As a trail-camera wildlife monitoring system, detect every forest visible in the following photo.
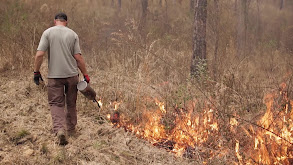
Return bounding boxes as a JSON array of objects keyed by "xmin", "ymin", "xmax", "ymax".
[{"xmin": 0, "ymin": 0, "xmax": 293, "ymax": 164}]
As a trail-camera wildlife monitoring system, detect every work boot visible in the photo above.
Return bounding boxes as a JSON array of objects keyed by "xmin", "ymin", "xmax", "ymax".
[{"xmin": 57, "ymin": 130, "xmax": 68, "ymax": 146}]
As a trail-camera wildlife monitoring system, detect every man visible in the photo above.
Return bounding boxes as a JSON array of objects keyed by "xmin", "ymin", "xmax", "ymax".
[{"xmin": 34, "ymin": 13, "xmax": 90, "ymax": 145}]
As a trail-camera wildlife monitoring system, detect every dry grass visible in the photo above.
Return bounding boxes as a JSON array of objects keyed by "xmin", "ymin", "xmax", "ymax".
[
  {"xmin": 0, "ymin": 0, "xmax": 293, "ymax": 164},
  {"xmin": 0, "ymin": 75, "xmax": 197, "ymax": 164}
]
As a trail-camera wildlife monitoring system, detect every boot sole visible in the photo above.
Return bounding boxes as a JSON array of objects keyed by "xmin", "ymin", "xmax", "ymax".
[{"xmin": 58, "ymin": 134, "xmax": 68, "ymax": 146}]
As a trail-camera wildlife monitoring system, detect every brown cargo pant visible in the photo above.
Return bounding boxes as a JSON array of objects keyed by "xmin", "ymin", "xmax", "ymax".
[{"xmin": 47, "ymin": 76, "xmax": 78, "ymax": 134}]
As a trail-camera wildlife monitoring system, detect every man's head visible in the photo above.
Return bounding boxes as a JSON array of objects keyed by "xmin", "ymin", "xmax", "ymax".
[{"xmin": 54, "ymin": 12, "xmax": 67, "ymax": 26}]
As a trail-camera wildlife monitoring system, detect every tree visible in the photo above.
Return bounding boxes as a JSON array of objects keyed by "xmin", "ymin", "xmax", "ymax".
[
  {"xmin": 190, "ymin": 0, "xmax": 195, "ymax": 13},
  {"xmin": 164, "ymin": 0, "xmax": 169, "ymax": 28},
  {"xmin": 236, "ymin": 0, "xmax": 248, "ymax": 57},
  {"xmin": 256, "ymin": 0, "xmax": 262, "ymax": 47},
  {"xmin": 280, "ymin": 0, "xmax": 284, "ymax": 10},
  {"xmin": 142, "ymin": 0, "xmax": 148, "ymax": 20},
  {"xmin": 213, "ymin": 0, "xmax": 220, "ymax": 79},
  {"xmin": 118, "ymin": 0, "xmax": 122, "ymax": 10},
  {"xmin": 190, "ymin": 0, "xmax": 208, "ymax": 77},
  {"xmin": 140, "ymin": 0, "xmax": 148, "ymax": 39}
]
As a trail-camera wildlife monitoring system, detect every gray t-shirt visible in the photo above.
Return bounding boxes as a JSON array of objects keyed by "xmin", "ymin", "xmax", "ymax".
[{"xmin": 37, "ymin": 25, "xmax": 81, "ymax": 78}]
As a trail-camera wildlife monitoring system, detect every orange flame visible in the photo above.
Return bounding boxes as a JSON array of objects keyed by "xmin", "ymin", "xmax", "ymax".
[
  {"xmin": 97, "ymin": 99, "xmax": 103, "ymax": 108},
  {"xmin": 105, "ymin": 82, "xmax": 293, "ymax": 163},
  {"xmin": 235, "ymin": 140, "xmax": 242, "ymax": 164}
]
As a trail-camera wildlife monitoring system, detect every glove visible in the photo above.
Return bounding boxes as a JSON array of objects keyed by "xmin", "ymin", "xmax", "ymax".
[
  {"xmin": 34, "ymin": 71, "xmax": 43, "ymax": 85},
  {"xmin": 84, "ymin": 74, "xmax": 90, "ymax": 83}
]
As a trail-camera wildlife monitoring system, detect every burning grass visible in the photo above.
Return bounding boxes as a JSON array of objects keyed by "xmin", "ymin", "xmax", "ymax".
[
  {"xmin": 106, "ymin": 81, "xmax": 293, "ymax": 164},
  {"xmin": 0, "ymin": 0, "xmax": 292, "ymax": 164}
]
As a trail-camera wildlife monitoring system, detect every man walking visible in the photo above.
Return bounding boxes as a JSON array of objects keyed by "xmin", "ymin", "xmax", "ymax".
[{"xmin": 34, "ymin": 13, "xmax": 90, "ymax": 145}]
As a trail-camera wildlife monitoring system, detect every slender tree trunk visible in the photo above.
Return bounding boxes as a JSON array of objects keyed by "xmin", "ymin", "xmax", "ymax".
[
  {"xmin": 213, "ymin": 0, "xmax": 219, "ymax": 80},
  {"xmin": 118, "ymin": 0, "xmax": 122, "ymax": 10},
  {"xmin": 141, "ymin": 0, "xmax": 148, "ymax": 26},
  {"xmin": 102, "ymin": 0, "xmax": 106, "ymax": 6},
  {"xmin": 165, "ymin": 0, "xmax": 168, "ymax": 26},
  {"xmin": 256, "ymin": 0, "xmax": 262, "ymax": 48},
  {"xmin": 245, "ymin": 0, "xmax": 250, "ymax": 53},
  {"xmin": 236, "ymin": 0, "xmax": 247, "ymax": 57},
  {"xmin": 190, "ymin": 0, "xmax": 194, "ymax": 13},
  {"xmin": 235, "ymin": 0, "xmax": 238, "ymax": 14},
  {"xmin": 214, "ymin": 0, "xmax": 219, "ymax": 58},
  {"xmin": 280, "ymin": 0, "xmax": 284, "ymax": 10},
  {"xmin": 190, "ymin": 0, "xmax": 208, "ymax": 77},
  {"xmin": 140, "ymin": 0, "xmax": 148, "ymax": 41}
]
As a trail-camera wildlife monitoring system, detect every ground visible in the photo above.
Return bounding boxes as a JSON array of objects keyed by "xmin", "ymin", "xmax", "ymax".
[{"xmin": 0, "ymin": 72, "xmax": 197, "ymax": 165}]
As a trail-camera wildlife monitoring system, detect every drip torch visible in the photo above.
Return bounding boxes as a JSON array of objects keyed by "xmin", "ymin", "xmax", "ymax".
[{"xmin": 77, "ymin": 81, "xmax": 101, "ymax": 108}]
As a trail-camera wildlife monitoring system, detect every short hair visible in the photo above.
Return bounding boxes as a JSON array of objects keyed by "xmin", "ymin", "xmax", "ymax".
[{"xmin": 55, "ymin": 12, "xmax": 67, "ymax": 21}]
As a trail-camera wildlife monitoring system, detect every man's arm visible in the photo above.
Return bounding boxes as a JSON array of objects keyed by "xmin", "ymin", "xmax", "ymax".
[
  {"xmin": 74, "ymin": 53, "xmax": 88, "ymax": 77},
  {"xmin": 34, "ymin": 50, "xmax": 45, "ymax": 72}
]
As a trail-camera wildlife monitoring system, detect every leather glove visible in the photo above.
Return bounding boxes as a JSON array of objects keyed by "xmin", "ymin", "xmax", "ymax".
[
  {"xmin": 34, "ymin": 71, "xmax": 43, "ymax": 85},
  {"xmin": 84, "ymin": 74, "xmax": 90, "ymax": 83}
]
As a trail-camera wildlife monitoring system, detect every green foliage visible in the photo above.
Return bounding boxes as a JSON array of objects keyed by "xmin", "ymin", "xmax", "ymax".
[
  {"xmin": 264, "ymin": 39, "xmax": 278, "ymax": 50},
  {"xmin": 40, "ymin": 143, "xmax": 49, "ymax": 155},
  {"xmin": 195, "ymin": 59, "xmax": 208, "ymax": 78},
  {"xmin": 15, "ymin": 129, "xmax": 30, "ymax": 140},
  {"xmin": 191, "ymin": 58, "xmax": 212, "ymax": 86},
  {"xmin": 93, "ymin": 140, "xmax": 108, "ymax": 150},
  {"xmin": 171, "ymin": 83, "xmax": 192, "ymax": 109}
]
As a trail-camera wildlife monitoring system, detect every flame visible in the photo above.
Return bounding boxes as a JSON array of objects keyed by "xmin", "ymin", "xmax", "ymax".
[
  {"xmin": 107, "ymin": 99, "xmax": 220, "ymax": 154},
  {"xmin": 259, "ymin": 93, "xmax": 274, "ymax": 129},
  {"xmin": 230, "ymin": 116, "xmax": 238, "ymax": 133},
  {"xmin": 112, "ymin": 101, "xmax": 121, "ymax": 111},
  {"xmin": 155, "ymin": 99, "xmax": 166, "ymax": 113},
  {"xmin": 235, "ymin": 140, "xmax": 242, "ymax": 164},
  {"xmin": 230, "ymin": 117, "xmax": 238, "ymax": 126},
  {"xmin": 142, "ymin": 110, "xmax": 166, "ymax": 141},
  {"xmin": 254, "ymin": 137, "xmax": 259, "ymax": 149},
  {"xmin": 245, "ymin": 82, "xmax": 293, "ymax": 164},
  {"xmin": 105, "ymin": 82, "xmax": 293, "ymax": 163},
  {"xmin": 97, "ymin": 99, "xmax": 103, "ymax": 107}
]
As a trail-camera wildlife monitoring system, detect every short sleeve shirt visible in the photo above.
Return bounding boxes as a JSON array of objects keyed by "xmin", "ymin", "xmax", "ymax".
[{"xmin": 37, "ymin": 25, "xmax": 81, "ymax": 78}]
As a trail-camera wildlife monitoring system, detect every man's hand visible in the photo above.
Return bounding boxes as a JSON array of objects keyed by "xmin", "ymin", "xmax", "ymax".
[
  {"xmin": 84, "ymin": 74, "xmax": 90, "ymax": 83},
  {"xmin": 34, "ymin": 71, "xmax": 43, "ymax": 85}
]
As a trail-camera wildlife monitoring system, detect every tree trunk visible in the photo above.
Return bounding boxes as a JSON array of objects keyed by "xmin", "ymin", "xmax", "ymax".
[
  {"xmin": 280, "ymin": 0, "xmax": 284, "ymax": 10},
  {"xmin": 118, "ymin": 0, "xmax": 122, "ymax": 10},
  {"xmin": 140, "ymin": 0, "xmax": 148, "ymax": 41},
  {"xmin": 236, "ymin": 0, "xmax": 247, "ymax": 57},
  {"xmin": 190, "ymin": 0, "xmax": 208, "ymax": 77},
  {"xmin": 141, "ymin": 0, "xmax": 148, "ymax": 26},
  {"xmin": 234, "ymin": 0, "xmax": 238, "ymax": 14},
  {"xmin": 165, "ymin": 0, "xmax": 169, "ymax": 28},
  {"xmin": 213, "ymin": 0, "xmax": 219, "ymax": 80},
  {"xmin": 256, "ymin": 0, "xmax": 262, "ymax": 48},
  {"xmin": 190, "ymin": 0, "xmax": 194, "ymax": 13}
]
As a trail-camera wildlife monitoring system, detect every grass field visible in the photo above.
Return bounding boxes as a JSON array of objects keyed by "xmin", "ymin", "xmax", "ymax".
[{"xmin": 0, "ymin": 0, "xmax": 293, "ymax": 164}]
